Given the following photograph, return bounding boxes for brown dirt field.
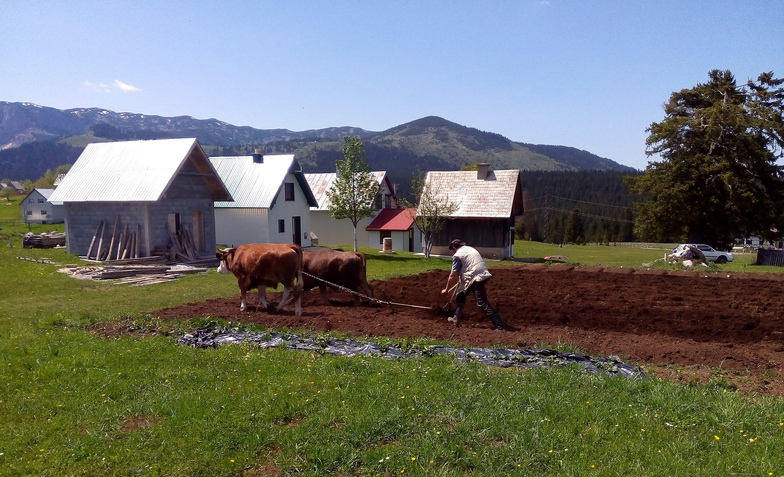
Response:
[152,264,784,396]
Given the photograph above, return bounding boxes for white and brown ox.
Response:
[302,248,374,305]
[216,243,304,315]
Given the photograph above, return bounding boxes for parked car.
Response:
[673,244,734,264]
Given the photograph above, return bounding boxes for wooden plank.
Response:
[106,216,120,261]
[116,223,128,260]
[166,221,184,256]
[86,221,104,260]
[95,221,107,261]
[181,224,196,260]
[135,224,141,258]
[122,232,133,260]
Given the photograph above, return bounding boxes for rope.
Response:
[301,271,434,310]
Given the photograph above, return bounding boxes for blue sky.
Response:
[2,1,782,170]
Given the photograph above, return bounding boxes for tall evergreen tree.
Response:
[626,70,784,249]
[327,136,380,251]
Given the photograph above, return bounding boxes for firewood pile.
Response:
[23,232,66,249]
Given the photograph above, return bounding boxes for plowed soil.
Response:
[153,264,784,395]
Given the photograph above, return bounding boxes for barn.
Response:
[21,188,64,224]
[210,153,318,247]
[48,138,232,258]
[305,171,397,247]
[425,164,523,259]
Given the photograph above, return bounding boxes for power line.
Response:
[524,206,634,224]
[524,194,632,211]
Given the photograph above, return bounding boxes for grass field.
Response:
[3,197,784,476]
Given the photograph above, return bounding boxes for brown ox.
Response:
[302,248,374,305]
[216,243,303,315]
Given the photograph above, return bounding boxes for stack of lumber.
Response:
[58,263,209,286]
[82,217,208,264]
[166,222,200,262]
[84,217,140,261]
[23,232,66,249]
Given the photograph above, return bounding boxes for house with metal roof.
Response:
[424,164,523,259]
[305,171,397,247]
[21,188,64,224]
[210,152,318,247]
[366,207,421,253]
[48,138,232,258]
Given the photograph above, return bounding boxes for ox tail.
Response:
[356,251,374,298]
[293,244,304,300]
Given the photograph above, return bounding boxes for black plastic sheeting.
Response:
[177,330,645,379]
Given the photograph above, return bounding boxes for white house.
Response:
[211,153,318,247]
[21,188,64,224]
[305,171,397,247]
[366,207,422,253]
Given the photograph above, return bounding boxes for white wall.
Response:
[215,208,270,247]
[266,174,313,247]
[310,210,374,247]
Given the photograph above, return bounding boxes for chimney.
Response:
[252,148,263,164]
[477,163,490,180]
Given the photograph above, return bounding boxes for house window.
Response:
[284,182,295,201]
[379,230,391,244]
[38,198,45,203]
[28,199,34,203]
[278,219,285,233]
[26,210,32,216]
[40,210,47,215]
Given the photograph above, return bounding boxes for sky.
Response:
[2,1,782,170]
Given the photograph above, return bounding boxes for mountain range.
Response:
[0,101,635,190]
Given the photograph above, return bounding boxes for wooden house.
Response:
[48,138,232,258]
[21,188,64,224]
[210,153,318,247]
[425,164,523,259]
[305,171,397,247]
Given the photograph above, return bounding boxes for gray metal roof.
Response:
[424,169,522,218]
[212,155,317,208]
[25,188,62,205]
[48,138,231,202]
[304,171,389,211]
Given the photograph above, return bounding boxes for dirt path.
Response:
[153,264,784,395]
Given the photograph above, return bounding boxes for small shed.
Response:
[21,188,64,224]
[211,153,318,247]
[366,207,421,253]
[305,171,397,247]
[425,164,523,259]
[48,138,231,259]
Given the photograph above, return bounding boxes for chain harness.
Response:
[300,271,433,310]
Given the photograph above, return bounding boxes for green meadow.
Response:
[2,196,784,476]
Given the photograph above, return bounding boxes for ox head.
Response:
[216,247,236,274]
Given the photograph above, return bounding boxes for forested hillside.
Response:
[518,170,642,244]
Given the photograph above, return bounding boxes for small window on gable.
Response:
[285,182,295,201]
[38,198,45,203]
[278,219,285,233]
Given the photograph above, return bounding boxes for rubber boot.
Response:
[490,312,506,331]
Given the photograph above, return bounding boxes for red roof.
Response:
[366,208,416,231]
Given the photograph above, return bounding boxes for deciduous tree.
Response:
[327,136,380,251]
[626,70,784,250]
[400,171,459,258]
